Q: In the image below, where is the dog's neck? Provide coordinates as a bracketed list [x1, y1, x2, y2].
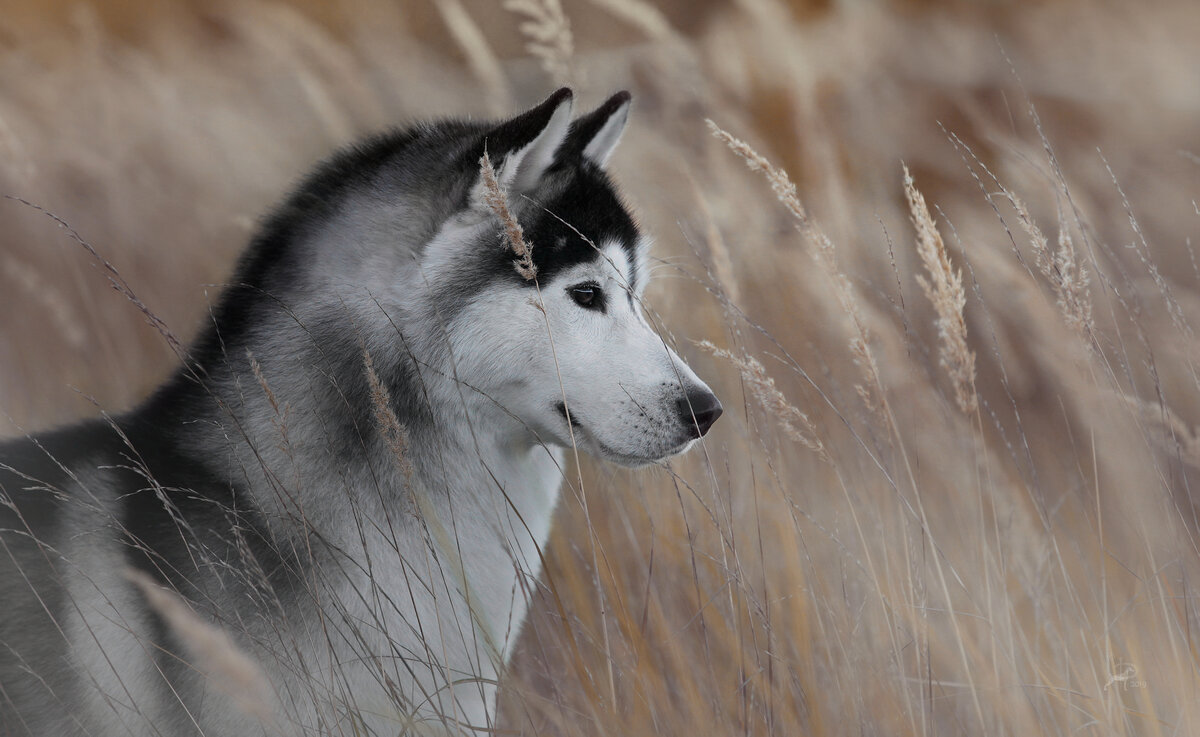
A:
[156, 308, 567, 569]
[134, 317, 565, 728]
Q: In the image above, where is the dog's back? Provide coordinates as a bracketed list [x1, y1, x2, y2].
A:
[0, 418, 283, 736]
[0, 423, 170, 736]
[0, 429, 82, 736]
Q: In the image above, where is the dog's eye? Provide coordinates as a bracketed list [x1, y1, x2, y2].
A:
[569, 284, 602, 309]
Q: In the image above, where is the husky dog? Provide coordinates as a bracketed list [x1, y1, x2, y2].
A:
[0, 88, 721, 735]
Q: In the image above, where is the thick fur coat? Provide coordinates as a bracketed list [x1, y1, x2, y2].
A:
[0, 89, 720, 736]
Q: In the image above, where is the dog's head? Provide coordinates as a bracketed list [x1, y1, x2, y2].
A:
[420, 89, 722, 465]
[247, 89, 721, 466]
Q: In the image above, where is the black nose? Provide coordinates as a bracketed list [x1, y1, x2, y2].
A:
[678, 389, 723, 439]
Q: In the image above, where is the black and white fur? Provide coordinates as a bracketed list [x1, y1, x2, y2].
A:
[0, 89, 721, 736]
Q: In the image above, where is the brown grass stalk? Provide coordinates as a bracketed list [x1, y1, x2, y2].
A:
[698, 340, 828, 461]
[479, 151, 538, 282]
[124, 569, 280, 731]
[432, 0, 511, 114]
[706, 119, 884, 415]
[503, 0, 574, 85]
[902, 165, 978, 415]
[363, 349, 414, 480]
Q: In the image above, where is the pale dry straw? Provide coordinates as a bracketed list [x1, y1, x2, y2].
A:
[903, 165, 978, 415]
[1123, 393, 1200, 469]
[124, 568, 280, 731]
[689, 181, 741, 306]
[587, 0, 675, 42]
[706, 119, 884, 414]
[503, 0, 574, 85]
[479, 151, 538, 282]
[432, 0, 511, 114]
[363, 349, 414, 480]
[1, 254, 86, 349]
[698, 340, 827, 461]
[705, 119, 808, 226]
[1002, 190, 1093, 339]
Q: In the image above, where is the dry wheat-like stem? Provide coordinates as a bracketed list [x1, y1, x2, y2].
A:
[698, 340, 828, 461]
[810, 229, 885, 418]
[707, 119, 884, 415]
[689, 181, 741, 307]
[1002, 191, 1093, 339]
[706, 119, 809, 227]
[503, 0, 573, 85]
[5, 196, 185, 358]
[0, 112, 35, 182]
[479, 151, 537, 281]
[124, 569, 280, 731]
[705, 216, 740, 308]
[247, 350, 281, 417]
[1123, 394, 1200, 469]
[363, 349, 414, 480]
[431, 0, 511, 114]
[1050, 223, 1093, 337]
[903, 165, 978, 415]
[247, 349, 297, 463]
[587, 0, 675, 42]
[1, 254, 86, 349]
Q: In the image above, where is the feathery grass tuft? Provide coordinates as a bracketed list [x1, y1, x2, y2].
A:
[698, 339, 827, 460]
[903, 165, 978, 415]
[707, 119, 885, 414]
[1004, 190, 1094, 339]
[503, 0, 574, 85]
[363, 349, 414, 480]
[479, 151, 538, 282]
[125, 568, 280, 731]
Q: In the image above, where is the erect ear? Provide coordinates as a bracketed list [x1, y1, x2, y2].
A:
[570, 91, 632, 168]
[481, 88, 574, 196]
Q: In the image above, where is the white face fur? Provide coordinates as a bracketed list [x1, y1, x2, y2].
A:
[444, 239, 716, 466]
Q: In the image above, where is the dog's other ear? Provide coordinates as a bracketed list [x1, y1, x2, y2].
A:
[570, 91, 632, 169]
[482, 88, 574, 195]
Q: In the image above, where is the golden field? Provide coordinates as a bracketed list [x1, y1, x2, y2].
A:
[3, 0, 1200, 734]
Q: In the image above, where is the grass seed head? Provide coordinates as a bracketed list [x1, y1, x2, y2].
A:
[479, 151, 538, 282]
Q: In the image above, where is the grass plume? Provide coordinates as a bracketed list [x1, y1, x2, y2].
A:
[1004, 190, 1094, 339]
[698, 340, 827, 460]
[125, 568, 280, 731]
[479, 151, 538, 282]
[503, 0, 574, 85]
[363, 349, 414, 480]
[707, 118, 884, 414]
[903, 165, 978, 415]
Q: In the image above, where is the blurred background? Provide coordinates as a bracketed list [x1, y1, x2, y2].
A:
[3, 0, 1200, 734]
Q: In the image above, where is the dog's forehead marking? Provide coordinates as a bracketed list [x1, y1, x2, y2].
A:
[602, 240, 633, 288]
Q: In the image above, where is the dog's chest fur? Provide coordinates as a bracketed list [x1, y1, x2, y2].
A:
[258, 417, 566, 730]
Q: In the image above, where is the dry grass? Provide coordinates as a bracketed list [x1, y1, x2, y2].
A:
[363, 348, 414, 481]
[903, 164, 978, 415]
[125, 568, 281, 730]
[503, 0, 574, 85]
[696, 339, 827, 460]
[5, 0, 1200, 735]
[480, 150, 539, 281]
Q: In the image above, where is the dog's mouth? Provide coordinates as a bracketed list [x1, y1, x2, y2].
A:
[554, 400, 694, 467]
[595, 438, 696, 468]
[555, 401, 582, 430]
